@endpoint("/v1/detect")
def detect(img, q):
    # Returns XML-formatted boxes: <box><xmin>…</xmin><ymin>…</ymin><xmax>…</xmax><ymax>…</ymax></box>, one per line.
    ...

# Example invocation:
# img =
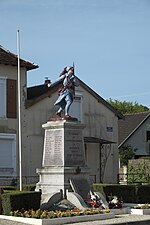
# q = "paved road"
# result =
<box><xmin>67</xmin><ymin>214</ymin><xmax>150</xmax><ymax>225</ymax></box>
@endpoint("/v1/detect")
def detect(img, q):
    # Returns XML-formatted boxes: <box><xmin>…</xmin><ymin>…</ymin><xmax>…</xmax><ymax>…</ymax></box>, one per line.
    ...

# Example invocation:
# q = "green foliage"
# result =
<box><xmin>9</xmin><ymin>208</ymin><xmax>106</xmax><ymax>219</ymax></box>
<box><xmin>93</xmin><ymin>184</ymin><xmax>150</xmax><ymax>203</ymax></box>
<box><xmin>107</xmin><ymin>98</ymin><xmax>149</xmax><ymax>114</ymax></box>
<box><xmin>21</xmin><ymin>184</ymin><xmax>36</xmax><ymax>191</ymax></box>
<box><xmin>93</xmin><ymin>184</ymin><xmax>137</xmax><ymax>203</ymax></box>
<box><xmin>0</xmin><ymin>186</ymin><xmax>16</xmax><ymax>191</ymax></box>
<box><xmin>137</xmin><ymin>185</ymin><xmax>150</xmax><ymax>203</ymax></box>
<box><xmin>119</xmin><ymin>145</ymin><xmax>137</xmax><ymax>166</ymax></box>
<box><xmin>10</xmin><ymin>178</ymin><xmax>18</xmax><ymax>186</ymax></box>
<box><xmin>2</xmin><ymin>191</ymin><xmax>41</xmax><ymax>215</ymax></box>
<box><xmin>135</xmin><ymin>203</ymin><xmax>150</xmax><ymax>209</ymax></box>
<box><xmin>127</xmin><ymin>159</ymin><xmax>150</xmax><ymax>184</ymax></box>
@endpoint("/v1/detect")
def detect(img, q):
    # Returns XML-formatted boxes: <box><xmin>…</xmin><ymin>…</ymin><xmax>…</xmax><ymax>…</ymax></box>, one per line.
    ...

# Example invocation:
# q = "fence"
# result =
<box><xmin>118</xmin><ymin>173</ymin><xmax>150</xmax><ymax>185</ymax></box>
<box><xmin>0</xmin><ymin>176</ymin><xmax>38</xmax><ymax>186</ymax></box>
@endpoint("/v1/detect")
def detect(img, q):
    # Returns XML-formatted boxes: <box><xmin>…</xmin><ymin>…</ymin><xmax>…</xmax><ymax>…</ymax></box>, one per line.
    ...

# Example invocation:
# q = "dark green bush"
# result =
<box><xmin>0</xmin><ymin>186</ymin><xmax>16</xmax><ymax>191</ymax></box>
<box><xmin>92</xmin><ymin>184</ymin><xmax>107</xmax><ymax>198</ymax></box>
<box><xmin>93</xmin><ymin>184</ymin><xmax>138</xmax><ymax>203</ymax></box>
<box><xmin>2</xmin><ymin>191</ymin><xmax>41</xmax><ymax>215</ymax></box>
<box><xmin>137</xmin><ymin>185</ymin><xmax>150</xmax><ymax>203</ymax></box>
<box><xmin>22</xmin><ymin>184</ymin><xmax>36</xmax><ymax>191</ymax></box>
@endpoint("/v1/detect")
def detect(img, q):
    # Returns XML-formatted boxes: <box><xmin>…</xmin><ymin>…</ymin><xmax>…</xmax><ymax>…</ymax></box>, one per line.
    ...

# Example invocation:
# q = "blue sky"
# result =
<box><xmin>1</xmin><ymin>0</ymin><xmax>150</xmax><ymax>107</ymax></box>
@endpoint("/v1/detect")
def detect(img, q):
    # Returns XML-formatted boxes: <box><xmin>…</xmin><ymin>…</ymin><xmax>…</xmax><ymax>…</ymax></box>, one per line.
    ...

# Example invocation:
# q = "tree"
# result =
<box><xmin>107</xmin><ymin>98</ymin><xmax>149</xmax><ymax>114</ymax></box>
<box><xmin>119</xmin><ymin>145</ymin><xmax>137</xmax><ymax>166</ymax></box>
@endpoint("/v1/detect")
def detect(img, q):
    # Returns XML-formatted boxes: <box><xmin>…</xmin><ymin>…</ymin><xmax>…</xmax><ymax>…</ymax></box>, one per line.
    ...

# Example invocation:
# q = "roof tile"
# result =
<box><xmin>0</xmin><ymin>45</ymin><xmax>38</xmax><ymax>71</ymax></box>
<box><xmin>118</xmin><ymin>111</ymin><xmax>150</xmax><ymax>146</ymax></box>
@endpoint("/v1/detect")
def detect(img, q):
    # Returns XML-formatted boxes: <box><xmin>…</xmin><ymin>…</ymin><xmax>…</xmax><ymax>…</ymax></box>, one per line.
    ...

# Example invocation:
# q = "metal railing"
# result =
<box><xmin>118</xmin><ymin>173</ymin><xmax>150</xmax><ymax>185</ymax></box>
<box><xmin>0</xmin><ymin>176</ymin><xmax>38</xmax><ymax>186</ymax></box>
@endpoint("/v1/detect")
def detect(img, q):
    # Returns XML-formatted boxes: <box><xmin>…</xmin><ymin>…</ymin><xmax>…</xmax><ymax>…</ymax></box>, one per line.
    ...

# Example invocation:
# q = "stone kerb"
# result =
<box><xmin>0</xmin><ymin>213</ymin><xmax>115</xmax><ymax>225</ymax></box>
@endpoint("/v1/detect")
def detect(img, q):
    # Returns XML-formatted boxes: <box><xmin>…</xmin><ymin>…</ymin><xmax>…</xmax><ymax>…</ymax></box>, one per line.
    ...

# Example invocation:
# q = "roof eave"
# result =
<box><xmin>0</xmin><ymin>45</ymin><xmax>39</xmax><ymax>71</ymax></box>
<box><xmin>26</xmin><ymin>77</ymin><xmax>125</xmax><ymax>120</ymax></box>
<box><xmin>118</xmin><ymin>113</ymin><xmax>150</xmax><ymax>148</ymax></box>
<box><xmin>78</xmin><ymin>77</ymin><xmax>124</xmax><ymax>120</ymax></box>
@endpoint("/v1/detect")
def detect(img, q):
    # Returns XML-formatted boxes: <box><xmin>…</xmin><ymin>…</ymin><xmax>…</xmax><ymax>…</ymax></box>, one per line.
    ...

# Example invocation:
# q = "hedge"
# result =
<box><xmin>137</xmin><ymin>185</ymin><xmax>150</xmax><ymax>203</ymax></box>
<box><xmin>0</xmin><ymin>184</ymin><xmax>36</xmax><ymax>192</ymax></box>
<box><xmin>2</xmin><ymin>191</ymin><xmax>41</xmax><ymax>215</ymax></box>
<box><xmin>22</xmin><ymin>184</ymin><xmax>36</xmax><ymax>191</ymax></box>
<box><xmin>93</xmin><ymin>184</ymin><xmax>150</xmax><ymax>203</ymax></box>
<box><xmin>0</xmin><ymin>186</ymin><xmax>16</xmax><ymax>191</ymax></box>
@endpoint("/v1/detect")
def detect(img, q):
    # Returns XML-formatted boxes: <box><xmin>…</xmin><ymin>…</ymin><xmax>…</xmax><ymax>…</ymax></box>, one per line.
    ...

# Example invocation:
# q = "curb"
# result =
<box><xmin>0</xmin><ymin>213</ymin><xmax>114</xmax><ymax>225</ymax></box>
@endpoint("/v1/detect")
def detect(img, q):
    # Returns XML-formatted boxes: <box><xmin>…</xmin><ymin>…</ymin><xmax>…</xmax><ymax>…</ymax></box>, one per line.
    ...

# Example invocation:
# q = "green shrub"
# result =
<box><xmin>93</xmin><ymin>184</ymin><xmax>137</xmax><ymax>203</ymax></box>
<box><xmin>2</xmin><ymin>191</ymin><xmax>41</xmax><ymax>215</ymax></box>
<box><xmin>92</xmin><ymin>184</ymin><xmax>107</xmax><ymax>198</ymax></box>
<box><xmin>137</xmin><ymin>185</ymin><xmax>150</xmax><ymax>203</ymax></box>
<box><xmin>0</xmin><ymin>186</ymin><xmax>16</xmax><ymax>191</ymax></box>
<box><xmin>22</xmin><ymin>184</ymin><xmax>36</xmax><ymax>191</ymax></box>
<box><xmin>10</xmin><ymin>178</ymin><xmax>18</xmax><ymax>186</ymax></box>
<box><xmin>15</xmin><ymin>184</ymin><xmax>36</xmax><ymax>191</ymax></box>
<box><xmin>128</xmin><ymin>159</ymin><xmax>150</xmax><ymax>184</ymax></box>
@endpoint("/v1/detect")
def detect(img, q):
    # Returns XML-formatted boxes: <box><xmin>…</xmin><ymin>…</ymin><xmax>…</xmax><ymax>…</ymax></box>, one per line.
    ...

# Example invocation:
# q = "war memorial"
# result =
<box><xmin>0</xmin><ymin>66</ymin><xmax>150</xmax><ymax>224</ymax></box>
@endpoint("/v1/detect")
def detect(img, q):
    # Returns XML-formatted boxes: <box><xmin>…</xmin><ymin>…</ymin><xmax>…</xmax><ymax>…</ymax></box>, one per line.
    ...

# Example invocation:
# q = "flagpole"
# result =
<box><xmin>17</xmin><ymin>30</ymin><xmax>22</xmax><ymax>191</ymax></box>
<box><xmin>73</xmin><ymin>62</ymin><xmax>75</xmax><ymax>75</ymax></box>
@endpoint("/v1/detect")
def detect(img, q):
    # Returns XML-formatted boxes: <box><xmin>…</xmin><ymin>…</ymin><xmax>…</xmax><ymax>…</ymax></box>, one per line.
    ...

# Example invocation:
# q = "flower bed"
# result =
<box><xmin>0</xmin><ymin>208</ymin><xmax>114</xmax><ymax>225</ymax></box>
<box><xmin>131</xmin><ymin>204</ymin><xmax>150</xmax><ymax>215</ymax></box>
<box><xmin>10</xmin><ymin>208</ymin><xmax>110</xmax><ymax>219</ymax></box>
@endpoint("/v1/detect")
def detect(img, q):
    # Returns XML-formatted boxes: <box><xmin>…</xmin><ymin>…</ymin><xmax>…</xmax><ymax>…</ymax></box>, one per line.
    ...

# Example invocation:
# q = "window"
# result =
<box><xmin>7</xmin><ymin>79</ymin><xmax>17</xmax><ymax>118</ymax></box>
<box><xmin>146</xmin><ymin>131</ymin><xmax>150</xmax><ymax>142</ymax></box>
<box><xmin>69</xmin><ymin>92</ymin><xmax>83</xmax><ymax>121</ymax></box>
<box><xmin>0</xmin><ymin>133</ymin><xmax>16</xmax><ymax>176</ymax></box>
<box><xmin>0</xmin><ymin>78</ymin><xmax>17</xmax><ymax>118</ymax></box>
<box><xmin>146</xmin><ymin>131</ymin><xmax>150</xmax><ymax>155</ymax></box>
<box><xmin>0</xmin><ymin>78</ymin><xmax>6</xmax><ymax>117</ymax></box>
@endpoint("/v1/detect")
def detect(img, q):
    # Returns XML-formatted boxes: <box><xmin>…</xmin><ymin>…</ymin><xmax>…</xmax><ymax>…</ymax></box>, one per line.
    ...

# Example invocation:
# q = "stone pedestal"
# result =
<box><xmin>36</xmin><ymin>120</ymin><xmax>89</xmax><ymax>197</ymax></box>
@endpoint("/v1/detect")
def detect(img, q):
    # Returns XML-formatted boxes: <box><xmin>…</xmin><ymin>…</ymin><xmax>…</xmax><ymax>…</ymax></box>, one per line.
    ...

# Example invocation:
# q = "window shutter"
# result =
<box><xmin>0</xmin><ymin>78</ymin><xmax>6</xmax><ymax>117</ymax></box>
<box><xmin>7</xmin><ymin>79</ymin><xmax>17</xmax><ymax>118</ymax></box>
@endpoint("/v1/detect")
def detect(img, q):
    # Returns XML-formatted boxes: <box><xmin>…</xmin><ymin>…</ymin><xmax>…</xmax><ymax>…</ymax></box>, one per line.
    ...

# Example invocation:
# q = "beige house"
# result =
<box><xmin>0</xmin><ymin>46</ymin><xmax>124</xmax><ymax>185</ymax></box>
<box><xmin>0</xmin><ymin>46</ymin><xmax>38</xmax><ymax>184</ymax></box>
<box><xmin>25</xmin><ymin>79</ymin><xmax>123</xmax><ymax>184</ymax></box>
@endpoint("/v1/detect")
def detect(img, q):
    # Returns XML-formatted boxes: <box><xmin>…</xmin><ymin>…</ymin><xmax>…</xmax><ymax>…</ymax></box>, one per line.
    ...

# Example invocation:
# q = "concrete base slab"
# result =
<box><xmin>131</xmin><ymin>208</ymin><xmax>150</xmax><ymax>215</ymax></box>
<box><xmin>110</xmin><ymin>207</ymin><xmax>130</xmax><ymax>215</ymax></box>
<box><xmin>0</xmin><ymin>213</ymin><xmax>114</xmax><ymax>225</ymax></box>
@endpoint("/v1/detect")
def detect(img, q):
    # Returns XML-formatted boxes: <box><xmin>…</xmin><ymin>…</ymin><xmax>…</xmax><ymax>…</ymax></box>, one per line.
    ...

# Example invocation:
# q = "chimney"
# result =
<box><xmin>44</xmin><ymin>77</ymin><xmax>51</xmax><ymax>85</ymax></box>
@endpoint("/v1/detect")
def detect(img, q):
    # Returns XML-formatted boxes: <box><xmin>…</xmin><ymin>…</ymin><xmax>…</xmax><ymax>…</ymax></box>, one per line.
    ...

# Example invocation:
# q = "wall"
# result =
<box><xmin>76</xmin><ymin>85</ymin><xmax>119</xmax><ymax>183</ymax></box>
